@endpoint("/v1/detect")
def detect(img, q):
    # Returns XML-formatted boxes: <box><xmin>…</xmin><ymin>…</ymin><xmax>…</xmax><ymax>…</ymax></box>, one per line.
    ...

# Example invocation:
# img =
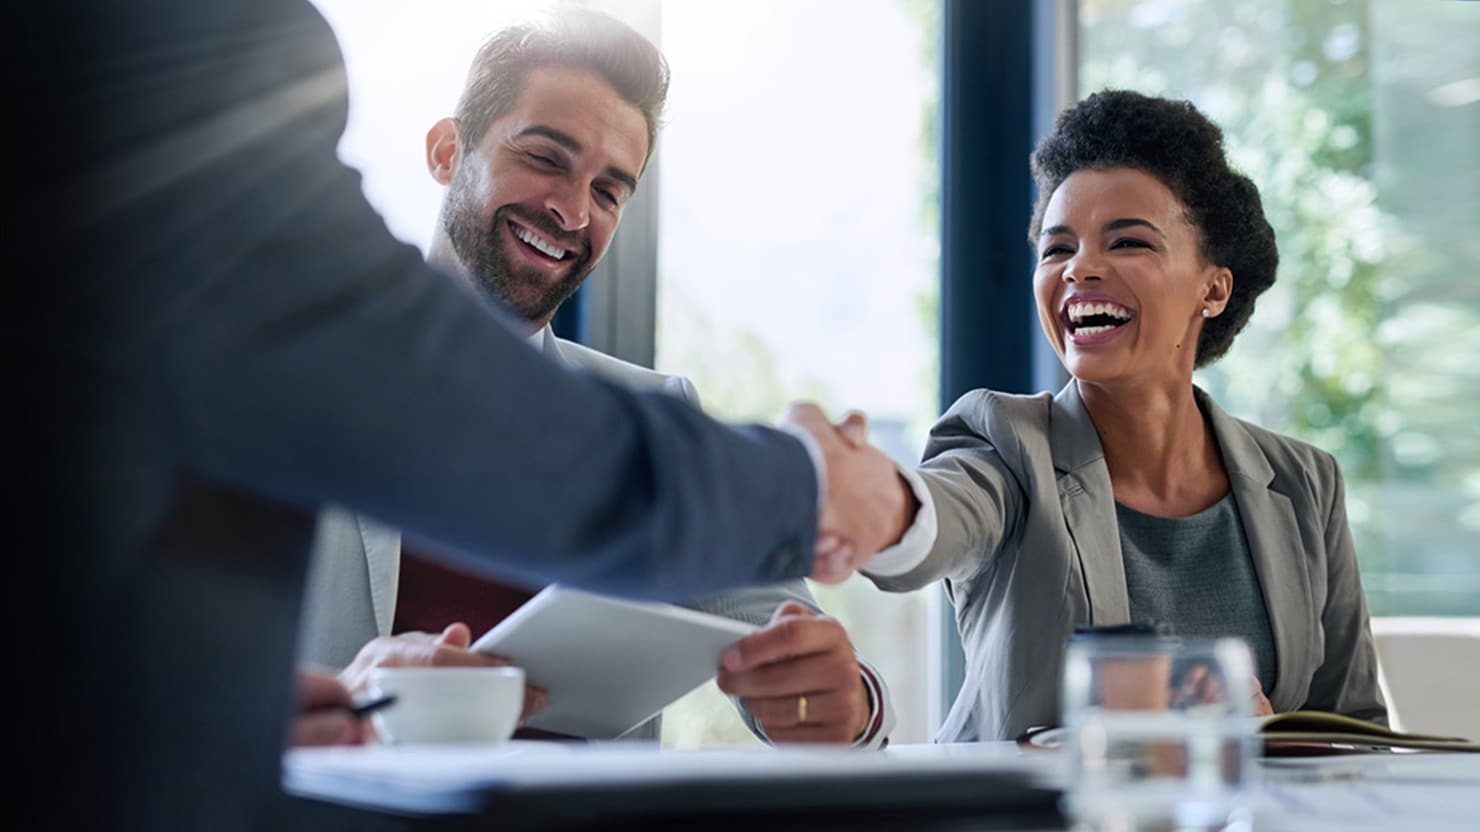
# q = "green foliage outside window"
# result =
<box><xmin>1079</xmin><ymin>0</ymin><xmax>1480</xmax><ymax>614</ymax></box>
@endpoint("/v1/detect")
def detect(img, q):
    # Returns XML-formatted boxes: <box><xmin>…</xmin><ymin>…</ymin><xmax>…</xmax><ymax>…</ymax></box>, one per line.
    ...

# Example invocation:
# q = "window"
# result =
<box><xmin>653</xmin><ymin>0</ymin><xmax>943</xmax><ymax>745</ymax></box>
<box><xmin>314</xmin><ymin>0</ymin><xmax>945</xmax><ymax>745</ymax></box>
<box><xmin>1078</xmin><ymin>0</ymin><xmax>1480</xmax><ymax>614</ymax></box>
<box><xmin>312</xmin><ymin>0</ymin><xmax>566</xmax><ymax>251</ymax></box>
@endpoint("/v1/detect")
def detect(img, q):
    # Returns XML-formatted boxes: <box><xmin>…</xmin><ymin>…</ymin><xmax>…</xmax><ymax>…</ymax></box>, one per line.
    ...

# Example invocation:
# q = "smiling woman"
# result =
<box><xmin>1029</xmin><ymin>93</ymin><xmax>1278</xmax><ymax>375</ymax></box>
<box><xmin>862</xmin><ymin>89</ymin><xmax>1386</xmax><ymax>742</ymax></box>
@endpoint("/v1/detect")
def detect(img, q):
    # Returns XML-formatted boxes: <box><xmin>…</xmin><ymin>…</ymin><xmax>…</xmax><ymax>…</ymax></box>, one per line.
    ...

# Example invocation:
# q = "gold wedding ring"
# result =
<box><xmin>797</xmin><ymin>694</ymin><xmax>809</xmax><ymax>724</ymax></box>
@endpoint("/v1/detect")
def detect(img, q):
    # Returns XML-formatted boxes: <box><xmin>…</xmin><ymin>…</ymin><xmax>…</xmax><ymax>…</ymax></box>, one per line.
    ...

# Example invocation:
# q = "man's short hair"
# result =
<box><xmin>454</xmin><ymin>8</ymin><xmax>670</xmax><ymax>166</ymax></box>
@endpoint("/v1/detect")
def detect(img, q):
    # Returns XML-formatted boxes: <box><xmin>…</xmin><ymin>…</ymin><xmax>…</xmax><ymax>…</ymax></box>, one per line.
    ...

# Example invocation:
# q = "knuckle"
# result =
<box><xmin>825</xmin><ymin>653</ymin><xmax>858</xmax><ymax>683</ymax></box>
<box><xmin>773</xmin><ymin>619</ymin><xmax>803</xmax><ymax>646</ymax></box>
<box><xmin>818</xmin><ymin>725</ymin><xmax>849</xmax><ymax>744</ymax></box>
<box><xmin>818</xmin><ymin>617</ymin><xmax>847</xmax><ymax>642</ymax></box>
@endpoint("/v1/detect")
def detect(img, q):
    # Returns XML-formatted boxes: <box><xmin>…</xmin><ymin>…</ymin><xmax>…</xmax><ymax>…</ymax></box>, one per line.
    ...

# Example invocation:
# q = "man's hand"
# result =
<box><xmin>338</xmin><ymin>622</ymin><xmax>549</xmax><ymax>723</ymax></box>
<box><xmin>715</xmin><ymin>602</ymin><xmax>871</xmax><ymax>745</ymax></box>
<box><xmin>292</xmin><ymin>668</ymin><xmax>368</xmax><ymax>747</ymax></box>
<box><xmin>781</xmin><ymin>403</ymin><xmax>917</xmax><ymax>583</ymax></box>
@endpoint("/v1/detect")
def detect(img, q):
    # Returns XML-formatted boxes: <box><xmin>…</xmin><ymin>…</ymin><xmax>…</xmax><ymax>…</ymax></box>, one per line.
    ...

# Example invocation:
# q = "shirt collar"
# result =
<box><xmin>527</xmin><ymin>323</ymin><xmax>554</xmax><ymax>353</ymax></box>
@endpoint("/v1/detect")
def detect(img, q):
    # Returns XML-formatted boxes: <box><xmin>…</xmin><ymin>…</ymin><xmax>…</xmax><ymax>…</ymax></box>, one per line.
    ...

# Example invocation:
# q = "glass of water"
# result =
<box><xmin>1061</xmin><ymin>635</ymin><xmax>1257</xmax><ymax>832</ymax></box>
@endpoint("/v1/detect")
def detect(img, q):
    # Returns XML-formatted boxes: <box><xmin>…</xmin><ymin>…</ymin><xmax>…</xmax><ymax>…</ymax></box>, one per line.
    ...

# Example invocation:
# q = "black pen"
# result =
<box><xmin>346</xmin><ymin>692</ymin><xmax>397</xmax><ymax>719</ymax></box>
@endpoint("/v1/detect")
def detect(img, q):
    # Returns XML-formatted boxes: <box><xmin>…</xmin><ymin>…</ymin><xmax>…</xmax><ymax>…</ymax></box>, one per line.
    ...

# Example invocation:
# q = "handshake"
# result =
<box><xmin>779</xmin><ymin>403</ymin><xmax>920</xmax><ymax>585</ymax></box>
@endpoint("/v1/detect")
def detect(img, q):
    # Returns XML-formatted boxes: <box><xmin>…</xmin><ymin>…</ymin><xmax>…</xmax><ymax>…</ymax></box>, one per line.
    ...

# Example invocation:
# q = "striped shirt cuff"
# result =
<box><xmin>852</xmin><ymin>661</ymin><xmax>895</xmax><ymax>749</ymax></box>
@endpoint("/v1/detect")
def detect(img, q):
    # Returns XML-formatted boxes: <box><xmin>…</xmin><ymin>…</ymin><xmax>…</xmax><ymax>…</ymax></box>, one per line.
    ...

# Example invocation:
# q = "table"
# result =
<box><xmin>284</xmin><ymin>741</ymin><xmax>1480</xmax><ymax>831</ymax></box>
<box><xmin>284</xmin><ymin>741</ymin><xmax>1063</xmax><ymax>830</ymax></box>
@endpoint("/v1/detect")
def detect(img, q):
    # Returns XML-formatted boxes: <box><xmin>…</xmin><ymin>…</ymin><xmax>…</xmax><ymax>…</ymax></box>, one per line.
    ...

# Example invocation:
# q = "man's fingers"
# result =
<box><xmin>813</xmin><ymin>430</ymin><xmax>914</xmax><ymax>576</ymax></box>
<box><xmin>437</xmin><ymin>622</ymin><xmax>473</xmax><ymax>648</ymax></box>
<box><xmin>814</xmin><ymin>532</ymin><xmax>848</xmax><ymax>559</ymax></box>
<box><xmin>767</xmin><ymin>601</ymin><xmax>818</xmax><ymax>625</ymax></box>
<box><xmin>340</xmin><ymin>632</ymin><xmax>509</xmax><ymax>693</ymax></box>
<box><xmin>718</xmin><ymin>650</ymin><xmax>856</xmax><ymax>698</ymax></box>
<box><xmin>742</xmin><ymin>688</ymin><xmax>861</xmax><ymax>730</ymax></box>
<box><xmin>520</xmin><ymin>685</ymin><xmax>551</xmax><ymax>722</ymax></box>
<box><xmin>719</xmin><ymin>651</ymin><xmax>852</xmax><ymax>695</ymax></box>
<box><xmin>292</xmin><ymin>712</ymin><xmax>358</xmax><ymax>748</ymax></box>
<box><xmin>763</xmin><ymin>722</ymin><xmax>864</xmax><ymax>745</ymax></box>
<box><xmin>297</xmin><ymin>668</ymin><xmax>354</xmax><ymax>710</ymax></box>
<box><xmin>836</xmin><ymin>411</ymin><xmax>869</xmax><ymax>446</ymax></box>
<box><xmin>790</xmin><ymin>400</ymin><xmax>911</xmax><ymax>581</ymax></box>
<box><xmin>809</xmin><ymin>546</ymin><xmax>855</xmax><ymax>584</ymax></box>
<box><xmin>782</xmin><ymin>401</ymin><xmax>830</xmax><ymax>430</ymax></box>
<box><xmin>722</xmin><ymin>615</ymin><xmax>840</xmax><ymax>672</ymax></box>
<box><xmin>429</xmin><ymin>645</ymin><xmax>506</xmax><ymax>668</ymax></box>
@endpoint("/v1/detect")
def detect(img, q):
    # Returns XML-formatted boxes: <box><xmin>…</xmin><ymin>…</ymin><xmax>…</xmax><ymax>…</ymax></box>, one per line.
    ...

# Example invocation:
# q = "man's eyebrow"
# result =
<box><xmin>515</xmin><ymin>124</ymin><xmax>639</xmax><ymax>195</ymax></box>
<box><xmin>1105</xmin><ymin>217</ymin><xmax>1165</xmax><ymax>236</ymax></box>
<box><xmin>514</xmin><ymin>124</ymin><xmax>582</xmax><ymax>152</ymax></box>
<box><xmin>1040</xmin><ymin>224</ymin><xmax>1072</xmax><ymax>238</ymax></box>
<box><xmin>605</xmin><ymin>166</ymin><xmax>638</xmax><ymax>195</ymax></box>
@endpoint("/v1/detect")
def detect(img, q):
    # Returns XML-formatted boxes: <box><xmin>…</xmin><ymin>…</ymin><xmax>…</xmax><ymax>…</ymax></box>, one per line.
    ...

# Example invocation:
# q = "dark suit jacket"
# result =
<box><xmin>14</xmin><ymin>2</ymin><xmax>816</xmax><ymax>828</ymax></box>
<box><xmin>869</xmin><ymin>382</ymin><xmax>1386</xmax><ymax>742</ymax></box>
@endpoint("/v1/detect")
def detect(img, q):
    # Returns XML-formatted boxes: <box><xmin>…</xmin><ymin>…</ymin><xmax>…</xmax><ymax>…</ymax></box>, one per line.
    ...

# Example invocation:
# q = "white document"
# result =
<box><xmin>1253</xmin><ymin>754</ymin><xmax>1480</xmax><ymax>832</ymax></box>
<box><xmin>470</xmin><ymin>585</ymin><xmax>758</xmax><ymax>739</ymax></box>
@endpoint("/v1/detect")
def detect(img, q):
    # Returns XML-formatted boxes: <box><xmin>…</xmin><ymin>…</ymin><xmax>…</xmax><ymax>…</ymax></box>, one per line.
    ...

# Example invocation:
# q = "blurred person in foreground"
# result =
<box><xmin>860</xmin><ymin>90</ymin><xmax>1386</xmax><ymax>741</ymax></box>
<box><xmin>11</xmin><ymin>0</ymin><xmax>910</xmax><ymax>827</ymax></box>
<box><xmin>297</xmin><ymin>10</ymin><xmax>894</xmax><ymax>749</ymax></box>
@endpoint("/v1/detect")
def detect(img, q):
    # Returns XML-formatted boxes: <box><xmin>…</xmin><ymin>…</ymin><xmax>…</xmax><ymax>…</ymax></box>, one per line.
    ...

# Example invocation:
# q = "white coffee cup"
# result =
<box><xmin>367</xmin><ymin>666</ymin><xmax>525</xmax><ymax>745</ymax></box>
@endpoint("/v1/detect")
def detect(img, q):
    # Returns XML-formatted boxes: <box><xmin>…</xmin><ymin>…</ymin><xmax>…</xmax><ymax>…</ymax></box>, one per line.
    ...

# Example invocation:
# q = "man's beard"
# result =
<box><xmin>441</xmin><ymin>180</ymin><xmax>595</xmax><ymax>327</ymax></box>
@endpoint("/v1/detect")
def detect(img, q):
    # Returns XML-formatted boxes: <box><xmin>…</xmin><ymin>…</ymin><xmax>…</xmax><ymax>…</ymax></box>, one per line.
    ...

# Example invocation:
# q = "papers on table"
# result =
<box><xmin>1253</xmin><ymin>753</ymin><xmax>1480</xmax><ymax>832</ymax></box>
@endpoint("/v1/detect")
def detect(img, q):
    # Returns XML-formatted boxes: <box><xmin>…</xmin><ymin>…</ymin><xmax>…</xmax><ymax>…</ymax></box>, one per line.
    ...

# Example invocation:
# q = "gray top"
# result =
<box><xmin>1116</xmin><ymin>494</ymin><xmax>1279</xmax><ymax>694</ymax></box>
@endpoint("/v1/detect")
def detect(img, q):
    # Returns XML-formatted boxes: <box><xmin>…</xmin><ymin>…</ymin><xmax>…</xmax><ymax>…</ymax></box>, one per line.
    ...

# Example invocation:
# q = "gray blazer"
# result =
<box><xmin>299</xmin><ymin>327</ymin><xmax>892</xmax><ymax>742</ymax></box>
<box><xmin>870</xmin><ymin>382</ymin><xmax>1386</xmax><ymax>742</ymax></box>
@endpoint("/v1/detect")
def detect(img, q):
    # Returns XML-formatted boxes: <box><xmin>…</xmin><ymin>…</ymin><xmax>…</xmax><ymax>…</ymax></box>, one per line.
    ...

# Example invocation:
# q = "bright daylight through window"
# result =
<box><xmin>312</xmin><ymin>0</ymin><xmax>944</xmax><ymax>746</ymax></box>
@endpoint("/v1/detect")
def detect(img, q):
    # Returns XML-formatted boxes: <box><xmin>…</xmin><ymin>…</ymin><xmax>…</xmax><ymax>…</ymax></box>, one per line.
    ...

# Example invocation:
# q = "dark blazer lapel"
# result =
<box><xmin>1198</xmin><ymin>389</ymin><xmax>1312</xmax><ymax>712</ymax></box>
<box><xmin>1051</xmin><ymin>382</ymin><xmax>1131</xmax><ymax>626</ymax></box>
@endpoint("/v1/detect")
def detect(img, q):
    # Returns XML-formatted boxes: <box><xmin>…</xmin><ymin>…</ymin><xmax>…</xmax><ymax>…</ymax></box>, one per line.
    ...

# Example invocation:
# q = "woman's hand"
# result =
<box><xmin>1249</xmin><ymin>676</ymin><xmax>1274</xmax><ymax>717</ymax></box>
<box><xmin>1173</xmin><ymin>664</ymin><xmax>1273</xmax><ymax>717</ymax></box>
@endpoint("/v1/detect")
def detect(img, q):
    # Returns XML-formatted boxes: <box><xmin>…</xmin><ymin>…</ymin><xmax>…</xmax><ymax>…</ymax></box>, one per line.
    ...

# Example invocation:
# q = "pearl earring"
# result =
<box><xmin>1201</xmin><ymin>308</ymin><xmax>1211</xmax><ymax>318</ymax></box>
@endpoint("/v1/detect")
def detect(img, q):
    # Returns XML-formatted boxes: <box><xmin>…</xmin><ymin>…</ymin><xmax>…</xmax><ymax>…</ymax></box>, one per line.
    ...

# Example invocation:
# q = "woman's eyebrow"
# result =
<box><xmin>1104</xmin><ymin>217</ymin><xmax>1165</xmax><ymax>237</ymax></box>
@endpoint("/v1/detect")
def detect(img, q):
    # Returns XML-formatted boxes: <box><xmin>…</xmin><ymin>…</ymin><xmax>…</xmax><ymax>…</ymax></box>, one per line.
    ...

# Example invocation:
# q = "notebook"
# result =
<box><xmin>1260</xmin><ymin>710</ymin><xmax>1480</xmax><ymax>756</ymax></box>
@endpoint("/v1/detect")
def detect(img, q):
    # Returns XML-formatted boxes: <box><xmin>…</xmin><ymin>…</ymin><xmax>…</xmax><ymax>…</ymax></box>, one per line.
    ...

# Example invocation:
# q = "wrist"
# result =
<box><xmin>888</xmin><ymin>472</ymin><xmax>919</xmax><ymax>548</ymax></box>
